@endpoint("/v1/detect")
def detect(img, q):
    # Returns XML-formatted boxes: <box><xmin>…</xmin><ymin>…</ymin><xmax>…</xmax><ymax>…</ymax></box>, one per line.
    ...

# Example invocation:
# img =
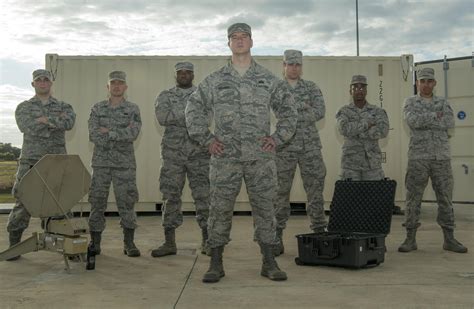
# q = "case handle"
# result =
<box><xmin>313</xmin><ymin>250</ymin><xmax>339</xmax><ymax>259</ymax></box>
<box><xmin>312</xmin><ymin>239</ymin><xmax>340</xmax><ymax>259</ymax></box>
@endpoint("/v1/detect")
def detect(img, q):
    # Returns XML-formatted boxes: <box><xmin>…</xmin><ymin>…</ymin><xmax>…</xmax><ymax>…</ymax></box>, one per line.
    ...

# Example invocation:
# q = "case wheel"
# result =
<box><xmin>295</xmin><ymin>257</ymin><xmax>304</xmax><ymax>265</ymax></box>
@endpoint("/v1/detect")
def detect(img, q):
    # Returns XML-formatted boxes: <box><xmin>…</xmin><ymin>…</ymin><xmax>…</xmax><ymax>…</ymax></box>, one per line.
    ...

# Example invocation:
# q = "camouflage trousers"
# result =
<box><xmin>207</xmin><ymin>158</ymin><xmax>278</xmax><ymax>248</ymax></box>
<box><xmin>159</xmin><ymin>157</ymin><xmax>210</xmax><ymax>230</ymax></box>
<box><xmin>7</xmin><ymin>162</ymin><xmax>35</xmax><ymax>233</ymax></box>
<box><xmin>404</xmin><ymin>159</ymin><xmax>455</xmax><ymax>230</ymax></box>
<box><xmin>341</xmin><ymin>168</ymin><xmax>385</xmax><ymax>181</ymax></box>
<box><xmin>275</xmin><ymin>149</ymin><xmax>327</xmax><ymax>231</ymax></box>
<box><xmin>88</xmin><ymin>167</ymin><xmax>139</xmax><ymax>232</ymax></box>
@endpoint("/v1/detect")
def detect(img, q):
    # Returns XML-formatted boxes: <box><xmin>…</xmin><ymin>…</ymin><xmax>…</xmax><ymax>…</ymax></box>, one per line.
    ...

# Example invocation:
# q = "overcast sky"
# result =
<box><xmin>1</xmin><ymin>0</ymin><xmax>472</xmax><ymax>147</ymax></box>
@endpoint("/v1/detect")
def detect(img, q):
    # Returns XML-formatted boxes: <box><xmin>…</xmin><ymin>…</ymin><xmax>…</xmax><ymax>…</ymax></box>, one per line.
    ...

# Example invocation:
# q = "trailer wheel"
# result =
<box><xmin>295</xmin><ymin>257</ymin><xmax>304</xmax><ymax>265</ymax></box>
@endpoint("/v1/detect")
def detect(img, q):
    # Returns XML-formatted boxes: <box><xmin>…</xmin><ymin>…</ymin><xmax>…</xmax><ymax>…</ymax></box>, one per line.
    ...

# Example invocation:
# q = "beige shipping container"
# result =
<box><xmin>414</xmin><ymin>57</ymin><xmax>474</xmax><ymax>203</ymax></box>
<box><xmin>45</xmin><ymin>54</ymin><xmax>414</xmax><ymax>212</ymax></box>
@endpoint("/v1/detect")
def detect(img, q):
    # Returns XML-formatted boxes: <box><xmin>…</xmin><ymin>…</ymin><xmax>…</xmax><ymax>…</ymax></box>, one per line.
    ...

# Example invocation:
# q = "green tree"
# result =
<box><xmin>0</xmin><ymin>143</ymin><xmax>21</xmax><ymax>161</ymax></box>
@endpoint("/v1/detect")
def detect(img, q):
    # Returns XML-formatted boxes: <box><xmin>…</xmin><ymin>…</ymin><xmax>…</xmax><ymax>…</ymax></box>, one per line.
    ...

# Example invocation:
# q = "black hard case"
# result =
<box><xmin>295</xmin><ymin>179</ymin><xmax>396</xmax><ymax>268</ymax></box>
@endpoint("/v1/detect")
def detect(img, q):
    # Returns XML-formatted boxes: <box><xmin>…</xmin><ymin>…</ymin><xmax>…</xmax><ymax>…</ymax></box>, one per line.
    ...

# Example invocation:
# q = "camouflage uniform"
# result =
<box><xmin>186</xmin><ymin>59</ymin><xmax>297</xmax><ymax>248</ymax></box>
<box><xmin>7</xmin><ymin>95</ymin><xmax>76</xmax><ymax>232</ymax></box>
<box><xmin>88</xmin><ymin>99</ymin><xmax>141</xmax><ymax>232</ymax></box>
<box><xmin>403</xmin><ymin>94</ymin><xmax>455</xmax><ymax>229</ymax></box>
<box><xmin>155</xmin><ymin>85</ymin><xmax>210</xmax><ymax>230</ymax></box>
<box><xmin>275</xmin><ymin>78</ymin><xmax>327</xmax><ymax>231</ymax></box>
<box><xmin>336</xmin><ymin>101</ymin><xmax>389</xmax><ymax>180</ymax></box>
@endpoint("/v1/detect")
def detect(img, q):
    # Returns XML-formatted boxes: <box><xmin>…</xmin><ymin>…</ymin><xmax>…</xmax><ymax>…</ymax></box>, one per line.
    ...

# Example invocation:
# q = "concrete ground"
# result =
<box><xmin>0</xmin><ymin>204</ymin><xmax>473</xmax><ymax>309</ymax></box>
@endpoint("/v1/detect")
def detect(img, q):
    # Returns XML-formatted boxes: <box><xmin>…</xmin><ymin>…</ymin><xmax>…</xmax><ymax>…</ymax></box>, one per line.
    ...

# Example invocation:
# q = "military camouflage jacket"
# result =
<box><xmin>336</xmin><ymin>101</ymin><xmax>389</xmax><ymax>170</ymax></box>
<box><xmin>16</xmin><ymin>96</ymin><xmax>75</xmax><ymax>163</ymax></box>
<box><xmin>88</xmin><ymin>99</ymin><xmax>141</xmax><ymax>168</ymax></box>
<box><xmin>277</xmin><ymin>79</ymin><xmax>325</xmax><ymax>152</ymax></box>
<box><xmin>155</xmin><ymin>86</ymin><xmax>209</xmax><ymax>160</ymax></box>
<box><xmin>403</xmin><ymin>94</ymin><xmax>454</xmax><ymax>160</ymax></box>
<box><xmin>185</xmin><ymin>59</ymin><xmax>297</xmax><ymax>161</ymax></box>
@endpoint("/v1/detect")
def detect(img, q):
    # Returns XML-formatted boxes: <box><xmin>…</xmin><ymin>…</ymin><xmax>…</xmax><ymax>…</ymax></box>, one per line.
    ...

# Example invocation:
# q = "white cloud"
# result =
<box><xmin>0</xmin><ymin>85</ymin><xmax>33</xmax><ymax>147</ymax></box>
<box><xmin>1</xmin><ymin>0</ymin><xmax>471</xmax><ymax>63</ymax></box>
<box><xmin>1</xmin><ymin>0</ymin><xmax>472</xmax><ymax>146</ymax></box>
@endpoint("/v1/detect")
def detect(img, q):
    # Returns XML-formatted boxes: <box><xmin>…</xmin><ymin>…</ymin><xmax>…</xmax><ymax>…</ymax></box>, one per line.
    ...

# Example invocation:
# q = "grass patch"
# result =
<box><xmin>0</xmin><ymin>192</ymin><xmax>14</xmax><ymax>203</ymax></box>
<box><xmin>0</xmin><ymin>161</ymin><xmax>16</xmax><ymax>202</ymax></box>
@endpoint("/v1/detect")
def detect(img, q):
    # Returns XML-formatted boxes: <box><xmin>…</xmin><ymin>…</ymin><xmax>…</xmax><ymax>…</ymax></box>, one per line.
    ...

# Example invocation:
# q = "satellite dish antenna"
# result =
<box><xmin>18</xmin><ymin>154</ymin><xmax>90</xmax><ymax>217</ymax></box>
<box><xmin>0</xmin><ymin>155</ymin><xmax>91</xmax><ymax>271</ymax></box>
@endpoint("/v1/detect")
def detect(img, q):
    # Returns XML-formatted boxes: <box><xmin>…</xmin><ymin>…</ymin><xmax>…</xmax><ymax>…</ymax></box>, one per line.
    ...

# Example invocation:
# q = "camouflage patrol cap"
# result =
<box><xmin>284</xmin><ymin>50</ymin><xmax>303</xmax><ymax>64</ymax></box>
<box><xmin>32</xmin><ymin>69</ymin><xmax>52</xmax><ymax>81</ymax></box>
<box><xmin>175</xmin><ymin>62</ymin><xmax>194</xmax><ymax>72</ymax></box>
<box><xmin>108</xmin><ymin>71</ymin><xmax>126</xmax><ymax>82</ymax></box>
<box><xmin>350</xmin><ymin>75</ymin><xmax>368</xmax><ymax>85</ymax></box>
<box><xmin>227</xmin><ymin>23</ymin><xmax>252</xmax><ymax>38</ymax></box>
<box><xmin>417</xmin><ymin>67</ymin><xmax>435</xmax><ymax>80</ymax></box>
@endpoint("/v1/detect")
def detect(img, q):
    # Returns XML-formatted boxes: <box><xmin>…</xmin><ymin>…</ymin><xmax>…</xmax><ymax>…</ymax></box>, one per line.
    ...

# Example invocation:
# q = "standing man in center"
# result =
<box><xmin>336</xmin><ymin>75</ymin><xmax>389</xmax><ymax>180</ymax></box>
<box><xmin>186</xmin><ymin>23</ymin><xmax>297</xmax><ymax>283</ymax></box>
<box><xmin>88</xmin><ymin>71</ymin><xmax>142</xmax><ymax>257</ymax></box>
<box><xmin>152</xmin><ymin>62</ymin><xmax>210</xmax><ymax>257</ymax></box>
<box><xmin>274</xmin><ymin>50</ymin><xmax>327</xmax><ymax>257</ymax></box>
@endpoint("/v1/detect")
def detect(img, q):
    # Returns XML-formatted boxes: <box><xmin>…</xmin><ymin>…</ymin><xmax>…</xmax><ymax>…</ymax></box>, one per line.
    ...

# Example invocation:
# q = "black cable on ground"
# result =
<box><xmin>173</xmin><ymin>252</ymin><xmax>199</xmax><ymax>309</ymax></box>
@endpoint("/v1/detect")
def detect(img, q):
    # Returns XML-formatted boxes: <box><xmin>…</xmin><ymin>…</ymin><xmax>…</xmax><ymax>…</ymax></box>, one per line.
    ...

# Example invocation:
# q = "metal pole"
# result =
<box><xmin>443</xmin><ymin>55</ymin><xmax>449</xmax><ymax>99</ymax></box>
<box><xmin>356</xmin><ymin>0</ymin><xmax>359</xmax><ymax>56</ymax></box>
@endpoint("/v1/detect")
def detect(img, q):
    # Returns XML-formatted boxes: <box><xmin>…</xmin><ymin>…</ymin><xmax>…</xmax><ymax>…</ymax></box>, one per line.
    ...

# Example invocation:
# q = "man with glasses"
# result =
<box><xmin>186</xmin><ymin>23</ymin><xmax>297</xmax><ymax>283</ymax></box>
<box><xmin>5</xmin><ymin>69</ymin><xmax>76</xmax><ymax>260</ymax></box>
<box><xmin>336</xmin><ymin>75</ymin><xmax>389</xmax><ymax>180</ymax></box>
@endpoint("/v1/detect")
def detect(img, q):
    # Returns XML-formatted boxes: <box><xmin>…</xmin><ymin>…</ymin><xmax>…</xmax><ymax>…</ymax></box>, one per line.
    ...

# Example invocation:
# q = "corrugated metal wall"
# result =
<box><xmin>46</xmin><ymin>54</ymin><xmax>414</xmax><ymax>211</ymax></box>
<box><xmin>415</xmin><ymin>58</ymin><xmax>474</xmax><ymax>203</ymax></box>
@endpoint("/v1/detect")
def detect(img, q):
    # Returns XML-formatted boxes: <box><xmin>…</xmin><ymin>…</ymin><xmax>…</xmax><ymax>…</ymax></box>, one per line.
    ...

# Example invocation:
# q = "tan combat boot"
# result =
<box><xmin>442</xmin><ymin>228</ymin><xmax>468</xmax><ymax>253</ymax></box>
<box><xmin>123</xmin><ymin>228</ymin><xmax>140</xmax><ymax>257</ymax></box>
<box><xmin>151</xmin><ymin>228</ymin><xmax>177</xmax><ymax>257</ymax></box>
<box><xmin>260</xmin><ymin>243</ymin><xmax>287</xmax><ymax>281</ymax></box>
<box><xmin>202</xmin><ymin>246</ymin><xmax>225</xmax><ymax>283</ymax></box>
<box><xmin>398</xmin><ymin>229</ymin><xmax>417</xmax><ymax>252</ymax></box>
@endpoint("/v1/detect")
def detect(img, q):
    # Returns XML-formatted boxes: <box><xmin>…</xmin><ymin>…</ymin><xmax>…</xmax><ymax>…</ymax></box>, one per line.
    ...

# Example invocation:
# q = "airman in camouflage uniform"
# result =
<box><xmin>88</xmin><ymin>71</ymin><xmax>142</xmax><ymax>257</ymax></box>
<box><xmin>186</xmin><ymin>23</ymin><xmax>297</xmax><ymax>283</ymax></box>
<box><xmin>336</xmin><ymin>75</ymin><xmax>389</xmax><ymax>180</ymax></box>
<box><xmin>151</xmin><ymin>62</ymin><xmax>210</xmax><ymax>258</ymax></box>
<box><xmin>399</xmin><ymin>67</ymin><xmax>467</xmax><ymax>253</ymax></box>
<box><xmin>5</xmin><ymin>69</ymin><xmax>76</xmax><ymax>261</ymax></box>
<box><xmin>274</xmin><ymin>50</ymin><xmax>327</xmax><ymax>257</ymax></box>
